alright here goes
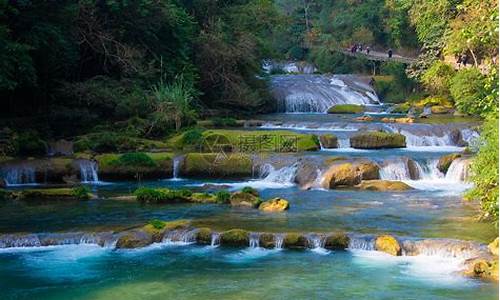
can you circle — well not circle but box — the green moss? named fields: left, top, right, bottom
left=241, top=186, right=259, bottom=197
left=189, top=192, right=217, bottom=203
left=350, top=131, right=406, bottom=149
left=392, top=102, right=411, bottom=114
left=72, top=185, right=91, bottom=200
left=110, top=152, right=157, bottom=168
left=182, top=153, right=253, bottom=178
left=324, top=233, right=350, bottom=250
left=134, top=187, right=192, bottom=204
left=220, top=229, right=249, bottom=246
left=195, top=227, right=213, bottom=244
left=215, top=190, right=231, bottom=203
left=324, top=156, right=347, bottom=165
left=95, top=152, right=173, bottom=180
left=327, top=104, right=364, bottom=114
left=148, top=219, right=166, bottom=230
left=284, top=232, right=306, bottom=248
left=17, top=188, right=92, bottom=200
left=168, top=129, right=319, bottom=152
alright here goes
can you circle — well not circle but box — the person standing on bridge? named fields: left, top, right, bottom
left=388, top=49, right=393, bottom=58
left=366, top=46, right=370, bottom=55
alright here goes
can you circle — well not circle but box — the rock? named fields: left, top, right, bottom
left=182, top=153, right=253, bottom=179
left=321, top=161, right=380, bottom=189
left=464, top=258, right=499, bottom=282
left=259, top=198, right=289, bottom=212
left=96, top=153, right=173, bottom=181
left=437, top=153, right=462, bottom=174
left=284, top=233, right=307, bottom=248
left=0, top=178, right=6, bottom=188
left=355, top=116, right=374, bottom=122
left=489, top=238, right=499, bottom=256
left=449, top=129, right=467, bottom=147
left=220, top=229, right=249, bottom=246
left=375, top=235, right=401, bottom=256
left=230, top=192, right=262, bottom=208
left=295, top=160, right=321, bottom=189
left=381, top=117, right=395, bottom=123
left=259, top=233, right=276, bottom=248
left=48, top=139, right=74, bottom=156
left=350, top=131, right=406, bottom=149
left=195, top=228, right=213, bottom=244
left=394, top=117, right=414, bottom=123
left=356, top=180, right=413, bottom=191
left=419, top=106, right=432, bottom=118
left=319, top=134, right=338, bottom=149
left=116, top=230, right=154, bottom=249
left=431, top=105, right=451, bottom=114
left=324, top=233, right=350, bottom=250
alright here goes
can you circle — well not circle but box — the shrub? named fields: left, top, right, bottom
left=148, top=219, right=166, bottom=230
left=450, top=68, right=488, bottom=116
left=72, top=185, right=91, bottom=200
left=241, top=186, right=259, bottom=197
left=180, top=128, right=204, bottom=147
left=74, top=132, right=139, bottom=153
left=14, top=131, right=47, bottom=156
left=111, top=152, right=157, bottom=168
left=215, top=190, right=231, bottom=204
left=134, top=187, right=165, bottom=203
left=421, top=61, right=455, bottom=95
left=212, top=117, right=238, bottom=127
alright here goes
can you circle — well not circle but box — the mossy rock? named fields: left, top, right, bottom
left=356, top=180, right=413, bottom=191
left=437, top=153, right=462, bottom=174
left=195, top=227, right=213, bottom=244
left=96, top=152, right=173, bottom=180
left=464, top=258, right=499, bottom=282
left=350, top=131, right=406, bottom=149
left=375, top=235, right=401, bottom=256
left=168, top=129, right=320, bottom=152
left=327, top=104, right=364, bottom=114
left=116, top=230, right=154, bottom=249
left=230, top=192, right=262, bottom=208
left=258, top=198, right=289, bottom=212
left=189, top=193, right=217, bottom=203
left=391, top=103, right=411, bottom=114
left=319, top=134, right=338, bottom=149
left=259, top=233, right=276, bottom=248
left=14, top=188, right=94, bottom=201
left=324, top=233, right=350, bottom=250
left=356, top=162, right=380, bottom=180
left=220, top=229, right=249, bottom=246
left=431, top=105, right=451, bottom=114
left=182, top=153, right=253, bottom=179
left=322, top=161, right=379, bottom=188
left=284, top=232, right=307, bottom=248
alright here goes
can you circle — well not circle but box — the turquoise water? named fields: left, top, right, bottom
left=0, top=243, right=497, bottom=300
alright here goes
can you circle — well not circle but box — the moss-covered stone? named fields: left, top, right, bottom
left=258, top=198, right=289, bottom=212
left=321, top=161, right=379, bottom=189
left=230, top=191, right=262, bottom=208
left=13, top=188, right=94, bottom=201
left=319, top=134, right=338, bottom=149
left=350, top=131, right=406, bottom=149
left=356, top=180, right=413, bottom=191
left=375, top=235, right=401, bottom=256
left=327, top=104, right=364, bottom=114
left=115, top=230, right=154, bottom=249
left=189, top=193, right=217, bottom=203
left=464, top=258, right=499, bottom=282
left=391, top=103, right=411, bottom=114
left=182, top=153, right=253, bottom=179
left=220, top=229, right=249, bottom=246
left=356, top=163, right=380, bottom=180
left=259, top=233, right=276, bottom=248
left=96, top=152, right=173, bottom=180
left=284, top=232, right=307, bottom=248
left=431, top=105, right=451, bottom=114
left=437, top=153, right=462, bottom=174
left=324, top=233, right=350, bottom=250
left=195, top=227, right=213, bottom=244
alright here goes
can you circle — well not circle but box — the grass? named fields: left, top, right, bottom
left=95, top=152, right=173, bottom=168
left=327, top=104, right=364, bottom=114
left=182, top=153, right=253, bottom=178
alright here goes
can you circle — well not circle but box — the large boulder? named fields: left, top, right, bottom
left=489, top=238, right=499, bottom=256
left=356, top=180, right=413, bottom=191
left=464, top=258, right=499, bottom=282
left=181, top=153, right=253, bottom=179
left=283, top=232, right=307, bottom=249
left=116, top=230, right=154, bottom=249
left=230, top=192, right=262, bottom=208
left=259, top=198, right=289, bottom=212
left=319, top=134, right=338, bottom=149
left=220, top=229, right=249, bottom=246
left=431, top=105, right=451, bottom=114
left=437, top=153, right=462, bottom=174
left=195, top=227, right=213, bottom=245
left=375, top=235, right=401, bottom=256
left=321, top=161, right=380, bottom=189
left=324, top=233, right=350, bottom=250
left=350, top=131, right=406, bottom=149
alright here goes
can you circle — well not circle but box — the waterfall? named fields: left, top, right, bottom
left=210, top=232, right=220, bottom=247
left=401, top=239, right=485, bottom=259
left=383, top=124, right=478, bottom=148
left=162, top=229, right=198, bottom=245
left=0, top=164, right=37, bottom=186
left=274, top=234, right=285, bottom=250
left=78, top=160, right=99, bottom=183
left=271, top=74, right=381, bottom=113
left=379, top=159, right=412, bottom=180
left=171, top=155, right=184, bottom=180
left=306, top=233, right=329, bottom=254
left=338, top=138, right=350, bottom=148
left=259, top=163, right=298, bottom=184
left=0, top=232, right=115, bottom=249
left=445, top=158, right=471, bottom=182
left=249, top=232, right=260, bottom=248
left=348, top=235, right=375, bottom=251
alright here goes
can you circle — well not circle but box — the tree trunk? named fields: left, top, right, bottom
left=469, top=48, right=478, bottom=67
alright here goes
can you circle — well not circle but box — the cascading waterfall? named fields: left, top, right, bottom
left=162, top=229, right=198, bottom=245
left=274, top=234, right=285, bottom=250
left=0, top=232, right=116, bottom=249
left=78, top=160, right=99, bottom=183
left=210, top=232, right=220, bottom=247
left=445, top=158, right=471, bottom=182
left=259, top=163, right=298, bottom=184
left=306, top=233, right=328, bottom=254
left=384, top=124, right=478, bottom=148
left=0, top=164, right=37, bottom=186
left=249, top=232, right=260, bottom=248
left=379, top=159, right=413, bottom=180
left=171, top=155, right=184, bottom=180
left=378, top=158, right=443, bottom=181
left=348, top=235, right=375, bottom=251
left=271, top=74, right=380, bottom=113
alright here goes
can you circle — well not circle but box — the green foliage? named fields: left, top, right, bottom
left=110, top=153, right=158, bottom=168
left=241, top=186, right=259, bottom=197
left=148, top=219, right=166, bottom=230
left=13, top=131, right=47, bottom=156
left=212, top=117, right=238, bottom=127
left=450, top=68, right=487, bottom=116
left=74, top=132, right=138, bottom=153
left=421, top=61, right=455, bottom=96
left=179, top=128, right=205, bottom=148
left=72, top=186, right=91, bottom=200
left=327, top=104, right=364, bottom=114
left=215, top=190, right=231, bottom=204
left=134, top=187, right=192, bottom=204
left=466, top=115, right=499, bottom=223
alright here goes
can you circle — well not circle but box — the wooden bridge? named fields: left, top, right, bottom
left=336, top=49, right=418, bottom=64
